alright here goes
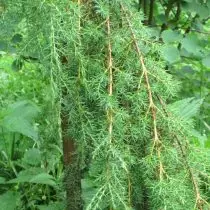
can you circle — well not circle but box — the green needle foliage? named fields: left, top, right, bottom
left=1, top=0, right=210, bottom=209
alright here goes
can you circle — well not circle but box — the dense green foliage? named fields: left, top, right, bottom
left=139, top=0, right=210, bottom=139
left=0, top=0, right=209, bottom=210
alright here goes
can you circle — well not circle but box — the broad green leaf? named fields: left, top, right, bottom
left=8, top=168, right=56, bottom=187
left=192, top=19, right=203, bottom=31
left=202, top=55, right=210, bottom=68
left=182, top=1, right=197, bottom=12
left=182, top=1, right=209, bottom=18
left=181, top=34, right=200, bottom=54
left=147, top=28, right=160, bottom=38
left=30, top=173, right=56, bottom=186
left=168, top=97, right=203, bottom=120
left=8, top=168, right=44, bottom=183
left=0, top=191, right=20, bottom=210
left=37, top=202, right=65, bottom=210
left=196, top=5, right=210, bottom=19
left=162, top=45, right=180, bottom=64
left=8, top=100, right=39, bottom=120
left=11, top=33, right=23, bottom=44
left=23, top=148, right=41, bottom=166
left=156, top=14, right=167, bottom=24
left=2, top=117, right=38, bottom=140
left=161, top=30, right=182, bottom=43
left=0, top=101, right=40, bottom=140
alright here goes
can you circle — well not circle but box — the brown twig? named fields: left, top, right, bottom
left=106, top=14, right=132, bottom=208
left=107, top=17, right=113, bottom=144
left=121, top=4, right=164, bottom=180
left=157, top=95, right=209, bottom=210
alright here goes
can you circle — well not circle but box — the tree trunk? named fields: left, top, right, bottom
left=61, top=78, right=82, bottom=210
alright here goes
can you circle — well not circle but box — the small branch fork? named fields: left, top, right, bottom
left=121, top=4, right=165, bottom=180
left=157, top=96, right=210, bottom=210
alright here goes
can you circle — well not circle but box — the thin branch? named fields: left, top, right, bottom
left=107, top=17, right=113, bottom=144
left=121, top=4, right=164, bottom=180
left=106, top=14, right=132, bottom=208
left=157, top=95, right=209, bottom=210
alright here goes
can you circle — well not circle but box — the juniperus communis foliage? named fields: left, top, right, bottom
left=2, top=0, right=210, bottom=209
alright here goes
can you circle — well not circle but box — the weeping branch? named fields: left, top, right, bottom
left=121, top=4, right=165, bottom=180
left=107, top=17, right=113, bottom=143
left=157, top=95, right=210, bottom=210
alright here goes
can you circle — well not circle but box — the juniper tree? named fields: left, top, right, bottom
left=1, top=0, right=210, bottom=209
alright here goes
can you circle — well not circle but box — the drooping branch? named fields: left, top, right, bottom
left=157, top=95, right=210, bottom=210
left=121, top=4, right=165, bottom=180
left=107, top=17, right=113, bottom=141
left=106, top=16, right=114, bottom=210
left=106, top=12, right=132, bottom=208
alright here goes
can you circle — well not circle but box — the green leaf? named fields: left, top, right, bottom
left=205, top=138, right=210, bottom=149
left=193, top=19, right=204, bottom=31
left=30, top=173, right=56, bottom=186
left=181, top=34, right=200, bottom=54
left=82, top=178, right=98, bottom=208
left=182, top=1, right=209, bottom=19
left=202, top=55, right=210, bottom=68
left=23, top=148, right=41, bottom=166
left=162, top=45, right=180, bottom=64
left=0, top=177, right=6, bottom=184
left=11, top=33, right=23, bottom=44
left=11, top=58, right=23, bottom=71
left=156, top=14, right=167, bottom=24
left=191, top=129, right=207, bottom=147
left=161, top=30, right=182, bottom=43
left=0, top=40, right=8, bottom=51
left=147, top=28, right=160, bottom=38
left=196, top=5, right=210, bottom=19
left=168, top=97, right=203, bottom=120
left=8, top=100, right=40, bottom=120
left=8, top=168, right=56, bottom=187
left=37, top=202, right=65, bottom=210
left=8, top=168, right=43, bottom=183
left=0, top=191, right=20, bottom=210
left=0, top=101, right=40, bottom=140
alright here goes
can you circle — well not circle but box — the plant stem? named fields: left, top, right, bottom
left=121, top=4, right=164, bottom=180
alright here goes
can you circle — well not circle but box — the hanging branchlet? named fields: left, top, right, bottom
left=4, top=0, right=210, bottom=209
left=107, top=16, right=113, bottom=144
left=157, top=96, right=210, bottom=210
left=121, top=4, right=165, bottom=181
